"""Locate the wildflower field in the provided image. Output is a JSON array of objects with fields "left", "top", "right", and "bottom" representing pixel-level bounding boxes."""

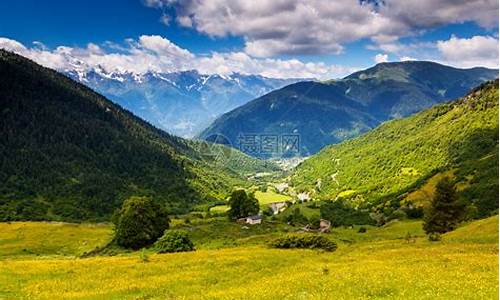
[{"left": 0, "top": 216, "right": 497, "bottom": 299}]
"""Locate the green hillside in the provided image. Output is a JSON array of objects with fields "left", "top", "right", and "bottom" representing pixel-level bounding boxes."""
[
  {"left": 292, "top": 80, "right": 499, "bottom": 217},
  {"left": 0, "top": 50, "right": 277, "bottom": 221}
]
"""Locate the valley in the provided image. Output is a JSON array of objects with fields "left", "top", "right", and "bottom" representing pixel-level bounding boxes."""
[{"left": 0, "top": 46, "right": 498, "bottom": 299}]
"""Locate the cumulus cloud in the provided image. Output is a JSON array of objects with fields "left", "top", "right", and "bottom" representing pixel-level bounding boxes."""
[
  {"left": 0, "top": 36, "right": 355, "bottom": 79},
  {"left": 374, "top": 53, "right": 389, "bottom": 63},
  {"left": 436, "top": 35, "right": 499, "bottom": 68},
  {"left": 380, "top": 0, "right": 499, "bottom": 29},
  {"left": 148, "top": 0, "right": 498, "bottom": 57}
]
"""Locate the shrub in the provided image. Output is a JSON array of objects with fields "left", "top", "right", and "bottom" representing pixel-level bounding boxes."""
[
  {"left": 139, "top": 248, "right": 149, "bottom": 263},
  {"left": 358, "top": 227, "right": 367, "bottom": 233},
  {"left": 154, "top": 230, "right": 195, "bottom": 253},
  {"left": 428, "top": 233, "right": 441, "bottom": 242},
  {"left": 271, "top": 235, "right": 337, "bottom": 252},
  {"left": 190, "top": 213, "right": 204, "bottom": 219},
  {"left": 113, "top": 196, "right": 170, "bottom": 249},
  {"left": 403, "top": 206, "right": 424, "bottom": 219},
  {"left": 285, "top": 208, "right": 309, "bottom": 226}
]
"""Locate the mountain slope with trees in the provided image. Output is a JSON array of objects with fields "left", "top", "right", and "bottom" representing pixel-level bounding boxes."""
[
  {"left": 0, "top": 50, "right": 277, "bottom": 221},
  {"left": 292, "top": 80, "right": 499, "bottom": 218},
  {"left": 200, "top": 61, "right": 497, "bottom": 157}
]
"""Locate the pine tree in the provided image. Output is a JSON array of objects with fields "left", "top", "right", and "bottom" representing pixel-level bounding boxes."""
[{"left": 423, "top": 177, "right": 464, "bottom": 234}]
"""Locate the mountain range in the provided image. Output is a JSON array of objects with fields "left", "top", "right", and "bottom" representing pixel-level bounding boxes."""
[
  {"left": 199, "top": 61, "right": 497, "bottom": 157},
  {"left": 0, "top": 50, "right": 277, "bottom": 221},
  {"left": 291, "top": 79, "right": 499, "bottom": 218},
  {"left": 65, "top": 68, "right": 300, "bottom": 137}
]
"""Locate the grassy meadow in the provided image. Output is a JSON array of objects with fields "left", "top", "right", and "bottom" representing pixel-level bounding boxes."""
[
  {"left": 0, "top": 216, "right": 497, "bottom": 299},
  {"left": 207, "top": 189, "right": 292, "bottom": 213}
]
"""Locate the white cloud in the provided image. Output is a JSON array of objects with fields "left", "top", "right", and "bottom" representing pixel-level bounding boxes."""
[
  {"left": 437, "top": 35, "right": 499, "bottom": 68},
  {"left": 149, "top": 0, "right": 498, "bottom": 57},
  {"left": 380, "top": 0, "right": 499, "bottom": 29},
  {"left": 400, "top": 56, "right": 417, "bottom": 61},
  {"left": 156, "top": 0, "right": 407, "bottom": 57},
  {"left": 0, "top": 36, "right": 356, "bottom": 79},
  {"left": 374, "top": 53, "right": 389, "bottom": 63}
]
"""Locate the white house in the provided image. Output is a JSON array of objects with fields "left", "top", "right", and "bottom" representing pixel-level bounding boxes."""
[
  {"left": 246, "top": 215, "right": 262, "bottom": 225},
  {"left": 269, "top": 202, "right": 288, "bottom": 215},
  {"left": 319, "top": 219, "right": 331, "bottom": 233},
  {"left": 297, "top": 192, "right": 310, "bottom": 201},
  {"left": 274, "top": 183, "right": 289, "bottom": 193}
]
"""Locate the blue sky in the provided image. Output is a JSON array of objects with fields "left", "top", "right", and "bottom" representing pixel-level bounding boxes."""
[{"left": 0, "top": 0, "right": 498, "bottom": 78}]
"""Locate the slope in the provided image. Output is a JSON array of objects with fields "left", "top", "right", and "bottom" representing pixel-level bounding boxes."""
[
  {"left": 291, "top": 80, "right": 499, "bottom": 217},
  {"left": 0, "top": 50, "right": 276, "bottom": 221}
]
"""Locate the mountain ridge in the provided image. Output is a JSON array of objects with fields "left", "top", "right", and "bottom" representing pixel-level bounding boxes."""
[
  {"left": 65, "top": 67, "right": 302, "bottom": 137},
  {"left": 199, "top": 61, "right": 497, "bottom": 157}
]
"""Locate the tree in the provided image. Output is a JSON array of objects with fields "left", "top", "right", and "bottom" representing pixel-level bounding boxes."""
[
  {"left": 423, "top": 177, "right": 464, "bottom": 234},
  {"left": 227, "top": 189, "right": 259, "bottom": 219},
  {"left": 113, "top": 196, "right": 170, "bottom": 249}
]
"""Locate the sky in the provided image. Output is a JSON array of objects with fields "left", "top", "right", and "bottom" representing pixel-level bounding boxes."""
[{"left": 0, "top": 0, "right": 498, "bottom": 79}]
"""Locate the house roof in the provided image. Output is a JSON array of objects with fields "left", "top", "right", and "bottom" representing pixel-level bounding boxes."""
[{"left": 247, "top": 215, "right": 261, "bottom": 220}]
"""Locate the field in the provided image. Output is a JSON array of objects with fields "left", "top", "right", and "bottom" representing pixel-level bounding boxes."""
[
  {"left": 0, "top": 216, "right": 497, "bottom": 299},
  {"left": 208, "top": 205, "right": 230, "bottom": 213},
  {"left": 254, "top": 190, "right": 292, "bottom": 205},
  {"left": 208, "top": 190, "right": 292, "bottom": 213}
]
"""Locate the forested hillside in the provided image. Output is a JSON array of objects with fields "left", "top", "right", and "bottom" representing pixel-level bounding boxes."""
[
  {"left": 292, "top": 80, "right": 499, "bottom": 217},
  {"left": 0, "top": 50, "right": 276, "bottom": 221}
]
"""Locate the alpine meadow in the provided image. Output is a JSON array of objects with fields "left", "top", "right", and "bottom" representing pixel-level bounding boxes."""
[{"left": 0, "top": 1, "right": 498, "bottom": 299}]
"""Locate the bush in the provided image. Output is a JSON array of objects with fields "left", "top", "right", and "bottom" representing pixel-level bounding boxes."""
[
  {"left": 139, "top": 248, "right": 149, "bottom": 263},
  {"left": 428, "top": 233, "right": 441, "bottom": 242},
  {"left": 271, "top": 235, "right": 337, "bottom": 252},
  {"left": 285, "top": 208, "right": 309, "bottom": 226},
  {"left": 154, "top": 230, "right": 195, "bottom": 253},
  {"left": 358, "top": 227, "right": 367, "bottom": 233},
  {"left": 113, "top": 196, "right": 170, "bottom": 249}
]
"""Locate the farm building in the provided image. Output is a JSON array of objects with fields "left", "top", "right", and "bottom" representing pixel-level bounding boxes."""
[
  {"left": 269, "top": 202, "right": 288, "bottom": 215},
  {"left": 245, "top": 215, "right": 262, "bottom": 225},
  {"left": 319, "top": 219, "right": 331, "bottom": 233}
]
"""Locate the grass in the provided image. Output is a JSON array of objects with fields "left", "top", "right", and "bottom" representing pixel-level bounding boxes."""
[
  {"left": 0, "top": 222, "right": 112, "bottom": 258},
  {"left": 209, "top": 205, "right": 230, "bottom": 213},
  {"left": 254, "top": 190, "right": 292, "bottom": 205},
  {"left": 207, "top": 190, "right": 292, "bottom": 214},
  {"left": 0, "top": 216, "right": 497, "bottom": 299},
  {"left": 277, "top": 202, "right": 321, "bottom": 220}
]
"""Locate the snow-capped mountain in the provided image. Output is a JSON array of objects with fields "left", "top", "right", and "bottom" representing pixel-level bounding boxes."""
[{"left": 65, "top": 67, "right": 301, "bottom": 137}]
